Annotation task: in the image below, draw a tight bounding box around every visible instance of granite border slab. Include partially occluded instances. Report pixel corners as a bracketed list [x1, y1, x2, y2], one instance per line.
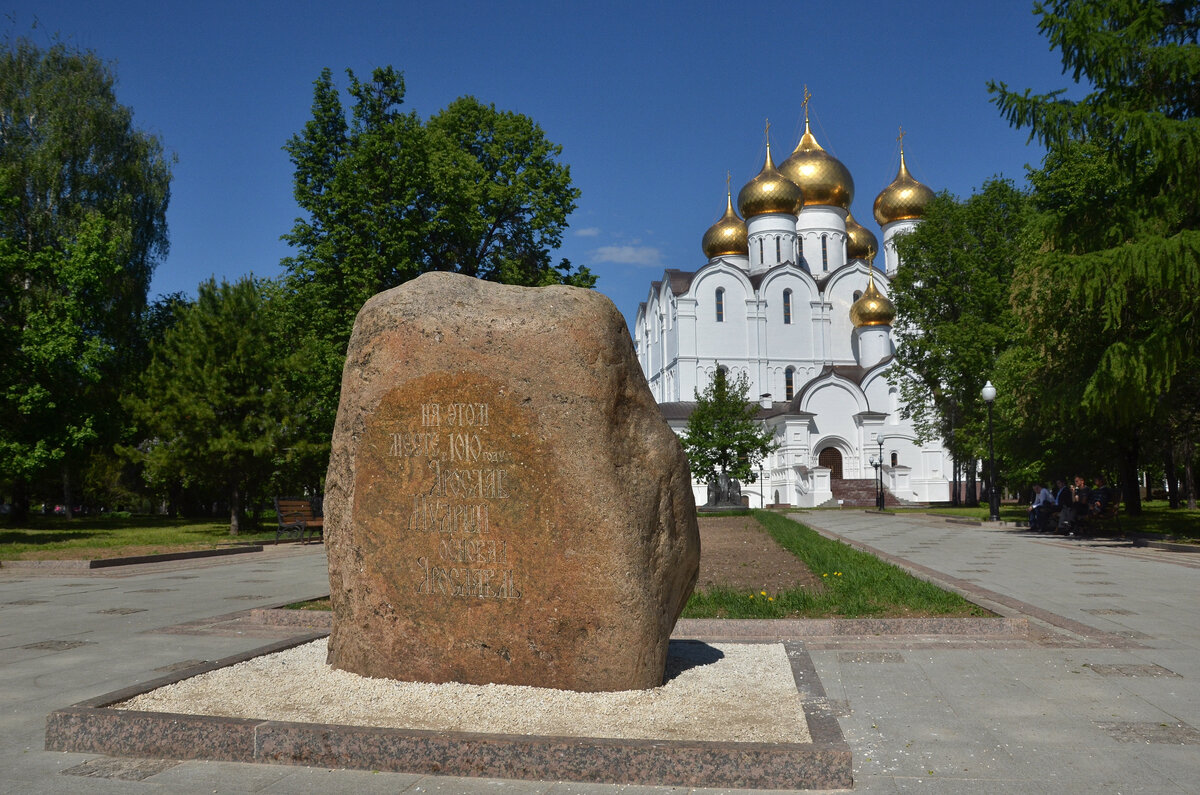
[1, 544, 263, 570]
[45, 634, 852, 790]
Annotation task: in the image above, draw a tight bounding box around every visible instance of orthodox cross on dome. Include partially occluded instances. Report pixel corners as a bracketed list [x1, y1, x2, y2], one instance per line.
[801, 85, 812, 123]
[897, 124, 906, 153]
[725, 169, 731, 197]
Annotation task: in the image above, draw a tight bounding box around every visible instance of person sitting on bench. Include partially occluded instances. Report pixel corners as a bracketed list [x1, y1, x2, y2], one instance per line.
[1054, 478, 1074, 533]
[1028, 484, 1055, 530]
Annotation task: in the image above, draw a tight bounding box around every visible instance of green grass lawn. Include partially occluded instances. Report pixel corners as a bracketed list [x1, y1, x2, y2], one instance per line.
[682, 511, 991, 619]
[0, 514, 281, 560]
[907, 500, 1200, 540]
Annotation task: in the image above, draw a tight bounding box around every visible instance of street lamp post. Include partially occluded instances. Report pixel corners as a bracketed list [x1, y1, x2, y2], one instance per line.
[870, 455, 880, 510]
[875, 432, 885, 510]
[981, 381, 1000, 521]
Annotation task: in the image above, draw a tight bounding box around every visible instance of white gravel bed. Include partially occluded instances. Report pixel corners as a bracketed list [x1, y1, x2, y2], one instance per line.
[117, 639, 810, 744]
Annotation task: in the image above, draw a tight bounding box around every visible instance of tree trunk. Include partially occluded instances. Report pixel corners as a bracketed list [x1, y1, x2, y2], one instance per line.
[965, 466, 979, 507]
[1165, 447, 1180, 509]
[62, 469, 75, 520]
[1117, 437, 1142, 516]
[1143, 470, 1152, 502]
[951, 456, 960, 507]
[229, 485, 242, 536]
[1184, 441, 1197, 510]
[11, 480, 30, 522]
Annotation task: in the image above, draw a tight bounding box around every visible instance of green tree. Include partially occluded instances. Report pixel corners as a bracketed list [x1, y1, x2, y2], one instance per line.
[128, 278, 292, 534]
[890, 180, 1033, 503]
[681, 368, 775, 505]
[0, 38, 172, 519]
[989, 1, 1200, 513]
[277, 66, 594, 486]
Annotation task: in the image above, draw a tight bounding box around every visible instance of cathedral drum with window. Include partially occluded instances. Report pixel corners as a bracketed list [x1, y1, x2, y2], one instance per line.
[634, 108, 948, 508]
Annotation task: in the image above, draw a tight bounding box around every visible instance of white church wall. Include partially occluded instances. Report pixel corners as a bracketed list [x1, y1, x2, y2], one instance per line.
[797, 206, 848, 275]
[747, 213, 798, 274]
[759, 268, 820, 366]
[881, 219, 918, 277]
[691, 269, 753, 363]
[804, 381, 867, 479]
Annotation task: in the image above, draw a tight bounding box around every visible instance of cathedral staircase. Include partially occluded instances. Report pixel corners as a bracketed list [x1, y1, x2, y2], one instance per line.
[827, 478, 903, 508]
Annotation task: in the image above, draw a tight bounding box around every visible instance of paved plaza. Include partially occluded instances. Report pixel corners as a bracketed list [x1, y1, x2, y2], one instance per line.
[2, 512, 1197, 793]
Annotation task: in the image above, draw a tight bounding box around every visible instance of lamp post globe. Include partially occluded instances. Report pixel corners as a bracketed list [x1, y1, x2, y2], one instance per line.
[981, 381, 1000, 521]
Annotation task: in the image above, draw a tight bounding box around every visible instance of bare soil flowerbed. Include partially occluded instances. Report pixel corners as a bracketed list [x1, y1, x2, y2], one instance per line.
[697, 515, 823, 592]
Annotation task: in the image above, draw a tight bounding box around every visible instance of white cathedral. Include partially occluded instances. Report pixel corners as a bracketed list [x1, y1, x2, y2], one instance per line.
[633, 109, 952, 508]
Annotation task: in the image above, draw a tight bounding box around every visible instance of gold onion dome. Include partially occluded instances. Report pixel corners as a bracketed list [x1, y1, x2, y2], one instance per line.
[779, 118, 854, 209]
[849, 274, 896, 327]
[702, 190, 748, 258]
[845, 211, 878, 262]
[873, 148, 935, 225]
[737, 142, 804, 218]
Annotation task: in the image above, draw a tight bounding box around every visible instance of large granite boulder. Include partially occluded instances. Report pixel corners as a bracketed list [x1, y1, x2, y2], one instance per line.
[324, 272, 699, 692]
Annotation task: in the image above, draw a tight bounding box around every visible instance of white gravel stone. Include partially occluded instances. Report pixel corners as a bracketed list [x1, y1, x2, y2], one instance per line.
[117, 640, 810, 743]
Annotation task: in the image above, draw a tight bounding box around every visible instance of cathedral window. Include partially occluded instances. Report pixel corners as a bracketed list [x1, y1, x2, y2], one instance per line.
[821, 234, 828, 271]
[775, 236, 781, 262]
[783, 289, 792, 324]
[890, 452, 898, 467]
[715, 288, 724, 322]
[853, 290, 862, 301]
[785, 367, 795, 400]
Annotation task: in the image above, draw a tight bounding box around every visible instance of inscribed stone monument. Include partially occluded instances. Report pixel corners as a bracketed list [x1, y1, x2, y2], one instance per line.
[324, 272, 699, 692]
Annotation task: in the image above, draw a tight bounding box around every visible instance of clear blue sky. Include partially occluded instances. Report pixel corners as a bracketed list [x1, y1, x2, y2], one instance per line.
[9, 1, 1074, 329]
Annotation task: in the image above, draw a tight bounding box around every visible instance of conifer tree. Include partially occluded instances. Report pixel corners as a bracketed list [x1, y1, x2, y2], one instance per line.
[129, 278, 292, 534]
[989, 1, 1200, 513]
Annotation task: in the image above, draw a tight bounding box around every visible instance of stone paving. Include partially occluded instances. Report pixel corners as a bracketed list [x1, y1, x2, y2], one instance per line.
[2, 512, 1198, 793]
[796, 511, 1200, 793]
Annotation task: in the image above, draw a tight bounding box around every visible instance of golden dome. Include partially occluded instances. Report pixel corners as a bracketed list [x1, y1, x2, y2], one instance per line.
[737, 142, 803, 218]
[845, 211, 878, 262]
[849, 273, 895, 327]
[701, 190, 748, 258]
[779, 117, 854, 209]
[873, 148, 935, 225]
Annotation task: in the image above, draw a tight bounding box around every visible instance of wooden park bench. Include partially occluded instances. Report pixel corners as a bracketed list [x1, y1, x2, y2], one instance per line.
[1075, 496, 1121, 537]
[274, 497, 323, 544]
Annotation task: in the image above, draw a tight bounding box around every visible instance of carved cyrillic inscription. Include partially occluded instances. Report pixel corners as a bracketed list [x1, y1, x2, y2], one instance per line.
[387, 401, 521, 599]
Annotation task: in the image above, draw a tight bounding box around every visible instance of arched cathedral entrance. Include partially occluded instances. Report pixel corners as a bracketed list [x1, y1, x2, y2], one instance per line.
[817, 447, 843, 479]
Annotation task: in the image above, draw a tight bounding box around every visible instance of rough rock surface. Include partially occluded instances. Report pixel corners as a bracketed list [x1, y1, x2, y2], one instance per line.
[324, 272, 699, 692]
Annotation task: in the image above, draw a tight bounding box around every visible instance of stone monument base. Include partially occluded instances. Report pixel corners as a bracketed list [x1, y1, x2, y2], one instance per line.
[44, 634, 851, 790]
